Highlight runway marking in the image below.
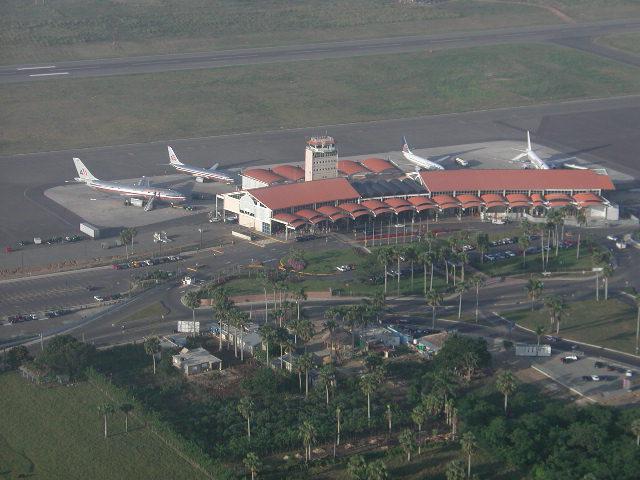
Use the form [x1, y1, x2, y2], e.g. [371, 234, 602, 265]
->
[17, 65, 56, 71]
[29, 72, 69, 77]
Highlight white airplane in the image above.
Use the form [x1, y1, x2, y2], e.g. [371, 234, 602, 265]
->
[73, 158, 186, 204]
[511, 131, 575, 170]
[402, 136, 447, 170]
[167, 146, 234, 184]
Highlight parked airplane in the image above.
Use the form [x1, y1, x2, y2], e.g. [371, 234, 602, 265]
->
[511, 131, 575, 170]
[402, 137, 447, 170]
[167, 146, 234, 184]
[73, 158, 186, 204]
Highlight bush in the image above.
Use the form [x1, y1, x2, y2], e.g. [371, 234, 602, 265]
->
[36, 335, 95, 379]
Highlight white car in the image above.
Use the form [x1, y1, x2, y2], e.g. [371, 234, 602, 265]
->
[616, 241, 627, 250]
[491, 218, 505, 225]
[455, 157, 469, 167]
[591, 375, 601, 381]
[606, 234, 618, 241]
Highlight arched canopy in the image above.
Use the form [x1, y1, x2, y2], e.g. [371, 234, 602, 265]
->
[295, 209, 328, 224]
[432, 194, 460, 210]
[545, 193, 573, 208]
[505, 193, 532, 208]
[338, 202, 371, 219]
[456, 194, 483, 209]
[316, 205, 349, 221]
[361, 199, 393, 217]
[481, 193, 508, 209]
[384, 198, 415, 214]
[573, 192, 604, 208]
[272, 213, 308, 229]
[530, 193, 546, 207]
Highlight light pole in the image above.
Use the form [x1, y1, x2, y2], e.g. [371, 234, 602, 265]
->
[198, 228, 203, 250]
[263, 287, 268, 324]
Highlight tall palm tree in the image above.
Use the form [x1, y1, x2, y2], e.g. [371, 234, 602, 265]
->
[461, 431, 477, 478]
[119, 227, 137, 260]
[470, 275, 486, 323]
[293, 286, 307, 320]
[423, 392, 443, 418]
[575, 208, 587, 259]
[238, 396, 254, 439]
[183, 291, 201, 335]
[411, 404, 426, 455]
[296, 319, 315, 353]
[526, 276, 544, 311]
[398, 429, 416, 462]
[371, 290, 387, 324]
[455, 281, 468, 320]
[496, 370, 517, 414]
[318, 363, 336, 405]
[336, 406, 342, 446]
[403, 244, 419, 290]
[426, 289, 443, 329]
[518, 235, 531, 268]
[535, 325, 546, 346]
[360, 372, 379, 424]
[418, 249, 434, 295]
[298, 353, 314, 399]
[554, 296, 568, 335]
[98, 403, 115, 438]
[212, 287, 234, 351]
[457, 250, 469, 283]
[258, 324, 276, 366]
[631, 418, 640, 447]
[377, 246, 395, 294]
[243, 452, 261, 480]
[635, 294, 640, 355]
[120, 403, 133, 433]
[344, 305, 362, 349]
[299, 420, 317, 462]
[143, 336, 160, 374]
[322, 317, 338, 357]
[602, 263, 614, 300]
[367, 459, 388, 480]
[475, 232, 490, 265]
[544, 295, 560, 329]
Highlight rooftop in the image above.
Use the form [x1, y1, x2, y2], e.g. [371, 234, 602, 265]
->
[242, 168, 285, 185]
[173, 347, 221, 366]
[249, 177, 360, 211]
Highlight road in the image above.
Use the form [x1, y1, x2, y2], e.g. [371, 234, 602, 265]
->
[1, 19, 640, 84]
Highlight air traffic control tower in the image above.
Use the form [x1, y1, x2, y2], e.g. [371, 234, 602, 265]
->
[304, 135, 338, 182]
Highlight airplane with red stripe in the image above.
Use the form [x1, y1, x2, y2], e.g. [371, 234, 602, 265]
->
[167, 146, 234, 184]
[73, 158, 186, 203]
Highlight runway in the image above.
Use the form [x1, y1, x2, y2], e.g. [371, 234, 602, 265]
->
[0, 95, 639, 247]
[2, 19, 640, 84]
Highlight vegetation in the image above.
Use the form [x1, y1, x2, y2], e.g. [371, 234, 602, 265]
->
[604, 32, 640, 54]
[6, 43, 640, 153]
[35, 334, 95, 379]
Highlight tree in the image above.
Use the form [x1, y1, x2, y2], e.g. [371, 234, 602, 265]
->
[318, 363, 336, 405]
[575, 208, 587, 259]
[496, 370, 517, 414]
[183, 291, 200, 335]
[631, 418, 640, 447]
[293, 286, 307, 320]
[398, 429, 416, 462]
[258, 324, 276, 365]
[470, 275, 486, 323]
[347, 455, 368, 480]
[635, 294, 640, 355]
[120, 403, 133, 433]
[211, 287, 233, 351]
[526, 276, 544, 311]
[298, 353, 314, 399]
[296, 319, 315, 353]
[553, 296, 568, 335]
[243, 452, 261, 480]
[377, 247, 395, 294]
[426, 289, 443, 329]
[403, 244, 419, 290]
[475, 233, 490, 265]
[367, 460, 388, 480]
[299, 420, 317, 462]
[419, 249, 435, 295]
[336, 406, 342, 446]
[602, 263, 614, 301]
[143, 336, 160, 374]
[360, 372, 379, 424]
[445, 459, 466, 480]
[411, 404, 426, 455]
[461, 431, 478, 478]
[119, 227, 137, 259]
[238, 396, 254, 440]
[98, 403, 115, 438]
[455, 281, 468, 320]
[518, 235, 531, 268]
[6, 345, 31, 369]
[36, 334, 95, 379]
[535, 325, 546, 346]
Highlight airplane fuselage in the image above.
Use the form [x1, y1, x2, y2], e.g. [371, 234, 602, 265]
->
[402, 150, 445, 170]
[171, 163, 234, 183]
[526, 151, 551, 170]
[79, 179, 186, 202]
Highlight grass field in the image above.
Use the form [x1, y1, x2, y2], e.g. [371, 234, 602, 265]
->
[472, 247, 595, 277]
[598, 32, 640, 55]
[0, 0, 560, 65]
[3, 42, 640, 155]
[506, 297, 638, 353]
[0, 372, 210, 480]
[117, 302, 169, 325]
[302, 248, 371, 274]
[520, 0, 640, 22]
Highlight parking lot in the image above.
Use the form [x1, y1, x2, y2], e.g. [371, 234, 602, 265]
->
[534, 352, 640, 403]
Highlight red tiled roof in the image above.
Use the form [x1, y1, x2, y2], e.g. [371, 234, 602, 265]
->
[243, 168, 285, 185]
[337, 160, 370, 176]
[530, 193, 546, 206]
[432, 194, 460, 209]
[361, 157, 398, 174]
[249, 177, 360, 211]
[573, 192, 603, 207]
[545, 193, 573, 207]
[273, 165, 305, 182]
[420, 169, 614, 193]
[407, 195, 435, 207]
[317, 205, 350, 221]
[456, 194, 483, 208]
[339, 202, 371, 219]
[295, 209, 327, 224]
[361, 199, 393, 216]
[384, 198, 414, 214]
[505, 193, 531, 207]
[272, 213, 307, 229]
[481, 193, 507, 207]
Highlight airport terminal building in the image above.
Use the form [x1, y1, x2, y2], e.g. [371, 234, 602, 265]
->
[219, 165, 617, 236]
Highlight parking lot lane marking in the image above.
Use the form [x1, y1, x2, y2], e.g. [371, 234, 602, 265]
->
[29, 72, 69, 77]
[17, 65, 56, 70]
[531, 365, 598, 403]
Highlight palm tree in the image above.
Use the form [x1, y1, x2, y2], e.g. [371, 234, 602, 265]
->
[635, 294, 640, 355]
[426, 289, 443, 329]
[258, 324, 276, 365]
[411, 404, 426, 455]
[298, 353, 314, 399]
[496, 370, 517, 414]
[347, 455, 368, 480]
[631, 418, 640, 447]
[461, 431, 477, 478]
[367, 460, 388, 480]
[360, 372, 379, 424]
[602, 263, 614, 300]
[344, 305, 362, 349]
[535, 325, 545, 346]
[98, 403, 115, 438]
[296, 319, 315, 353]
[553, 296, 568, 335]
[183, 291, 201, 335]
[322, 317, 338, 357]
[212, 287, 233, 351]
[457, 250, 469, 283]
[386, 404, 393, 435]
[575, 208, 587, 259]
[119, 227, 137, 260]
[120, 403, 133, 433]
[470, 275, 486, 323]
[238, 396, 254, 440]
[526, 276, 544, 311]
[419, 250, 435, 295]
[377, 247, 395, 294]
[243, 452, 261, 480]
[403, 245, 419, 290]
[423, 392, 443, 418]
[318, 363, 336, 405]
[336, 406, 342, 446]
[544, 295, 559, 329]
[455, 281, 468, 320]
[143, 336, 160, 374]
[475, 232, 490, 265]
[398, 428, 416, 462]
[299, 420, 317, 462]
[445, 459, 466, 480]
[518, 235, 531, 268]
[371, 290, 387, 324]
[235, 309, 250, 361]
[293, 286, 307, 320]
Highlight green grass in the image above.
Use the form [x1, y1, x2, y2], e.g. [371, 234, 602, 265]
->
[506, 297, 638, 354]
[4, 42, 640, 154]
[302, 248, 371, 274]
[0, 372, 210, 480]
[520, 0, 640, 21]
[118, 302, 169, 325]
[598, 32, 640, 55]
[472, 247, 595, 277]
[0, 0, 560, 64]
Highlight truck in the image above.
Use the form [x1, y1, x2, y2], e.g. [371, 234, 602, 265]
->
[80, 222, 101, 239]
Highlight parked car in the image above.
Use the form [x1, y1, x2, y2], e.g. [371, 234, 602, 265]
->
[561, 355, 578, 363]
[336, 264, 354, 272]
[606, 234, 618, 241]
[594, 361, 606, 368]
[455, 157, 469, 167]
[590, 375, 601, 381]
[94, 295, 105, 302]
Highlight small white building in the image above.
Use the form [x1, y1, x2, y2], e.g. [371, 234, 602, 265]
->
[172, 347, 222, 375]
[361, 327, 401, 348]
[515, 344, 551, 357]
[415, 332, 449, 354]
[160, 334, 188, 349]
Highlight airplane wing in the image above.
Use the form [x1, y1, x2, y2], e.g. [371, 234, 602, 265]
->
[546, 156, 576, 166]
[208, 163, 219, 171]
[510, 152, 529, 163]
[137, 176, 151, 187]
[431, 155, 450, 164]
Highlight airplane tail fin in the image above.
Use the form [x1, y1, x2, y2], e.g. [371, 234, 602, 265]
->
[73, 158, 97, 182]
[526, 131, 532, 152]
[208, 162, 219, 171]
[168, 146, 184, 166]
[402, 136, 411, 153]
